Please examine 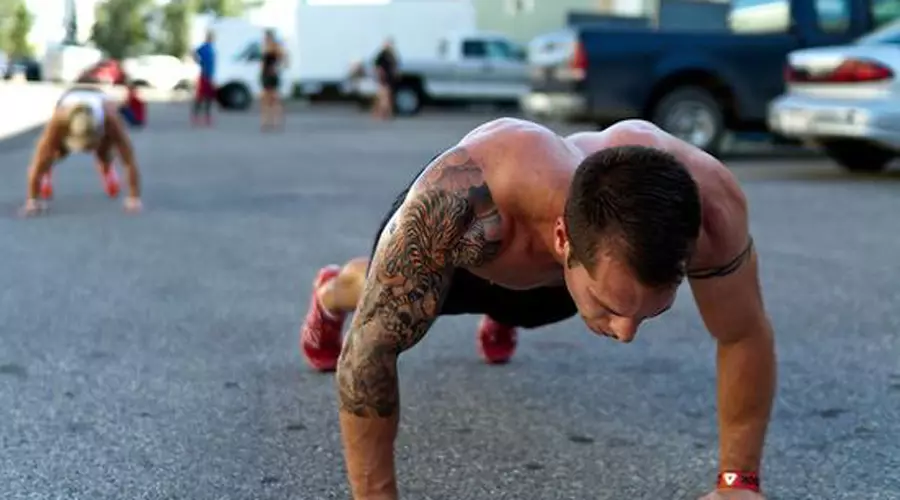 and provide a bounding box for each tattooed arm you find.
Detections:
[336,149,502,500]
